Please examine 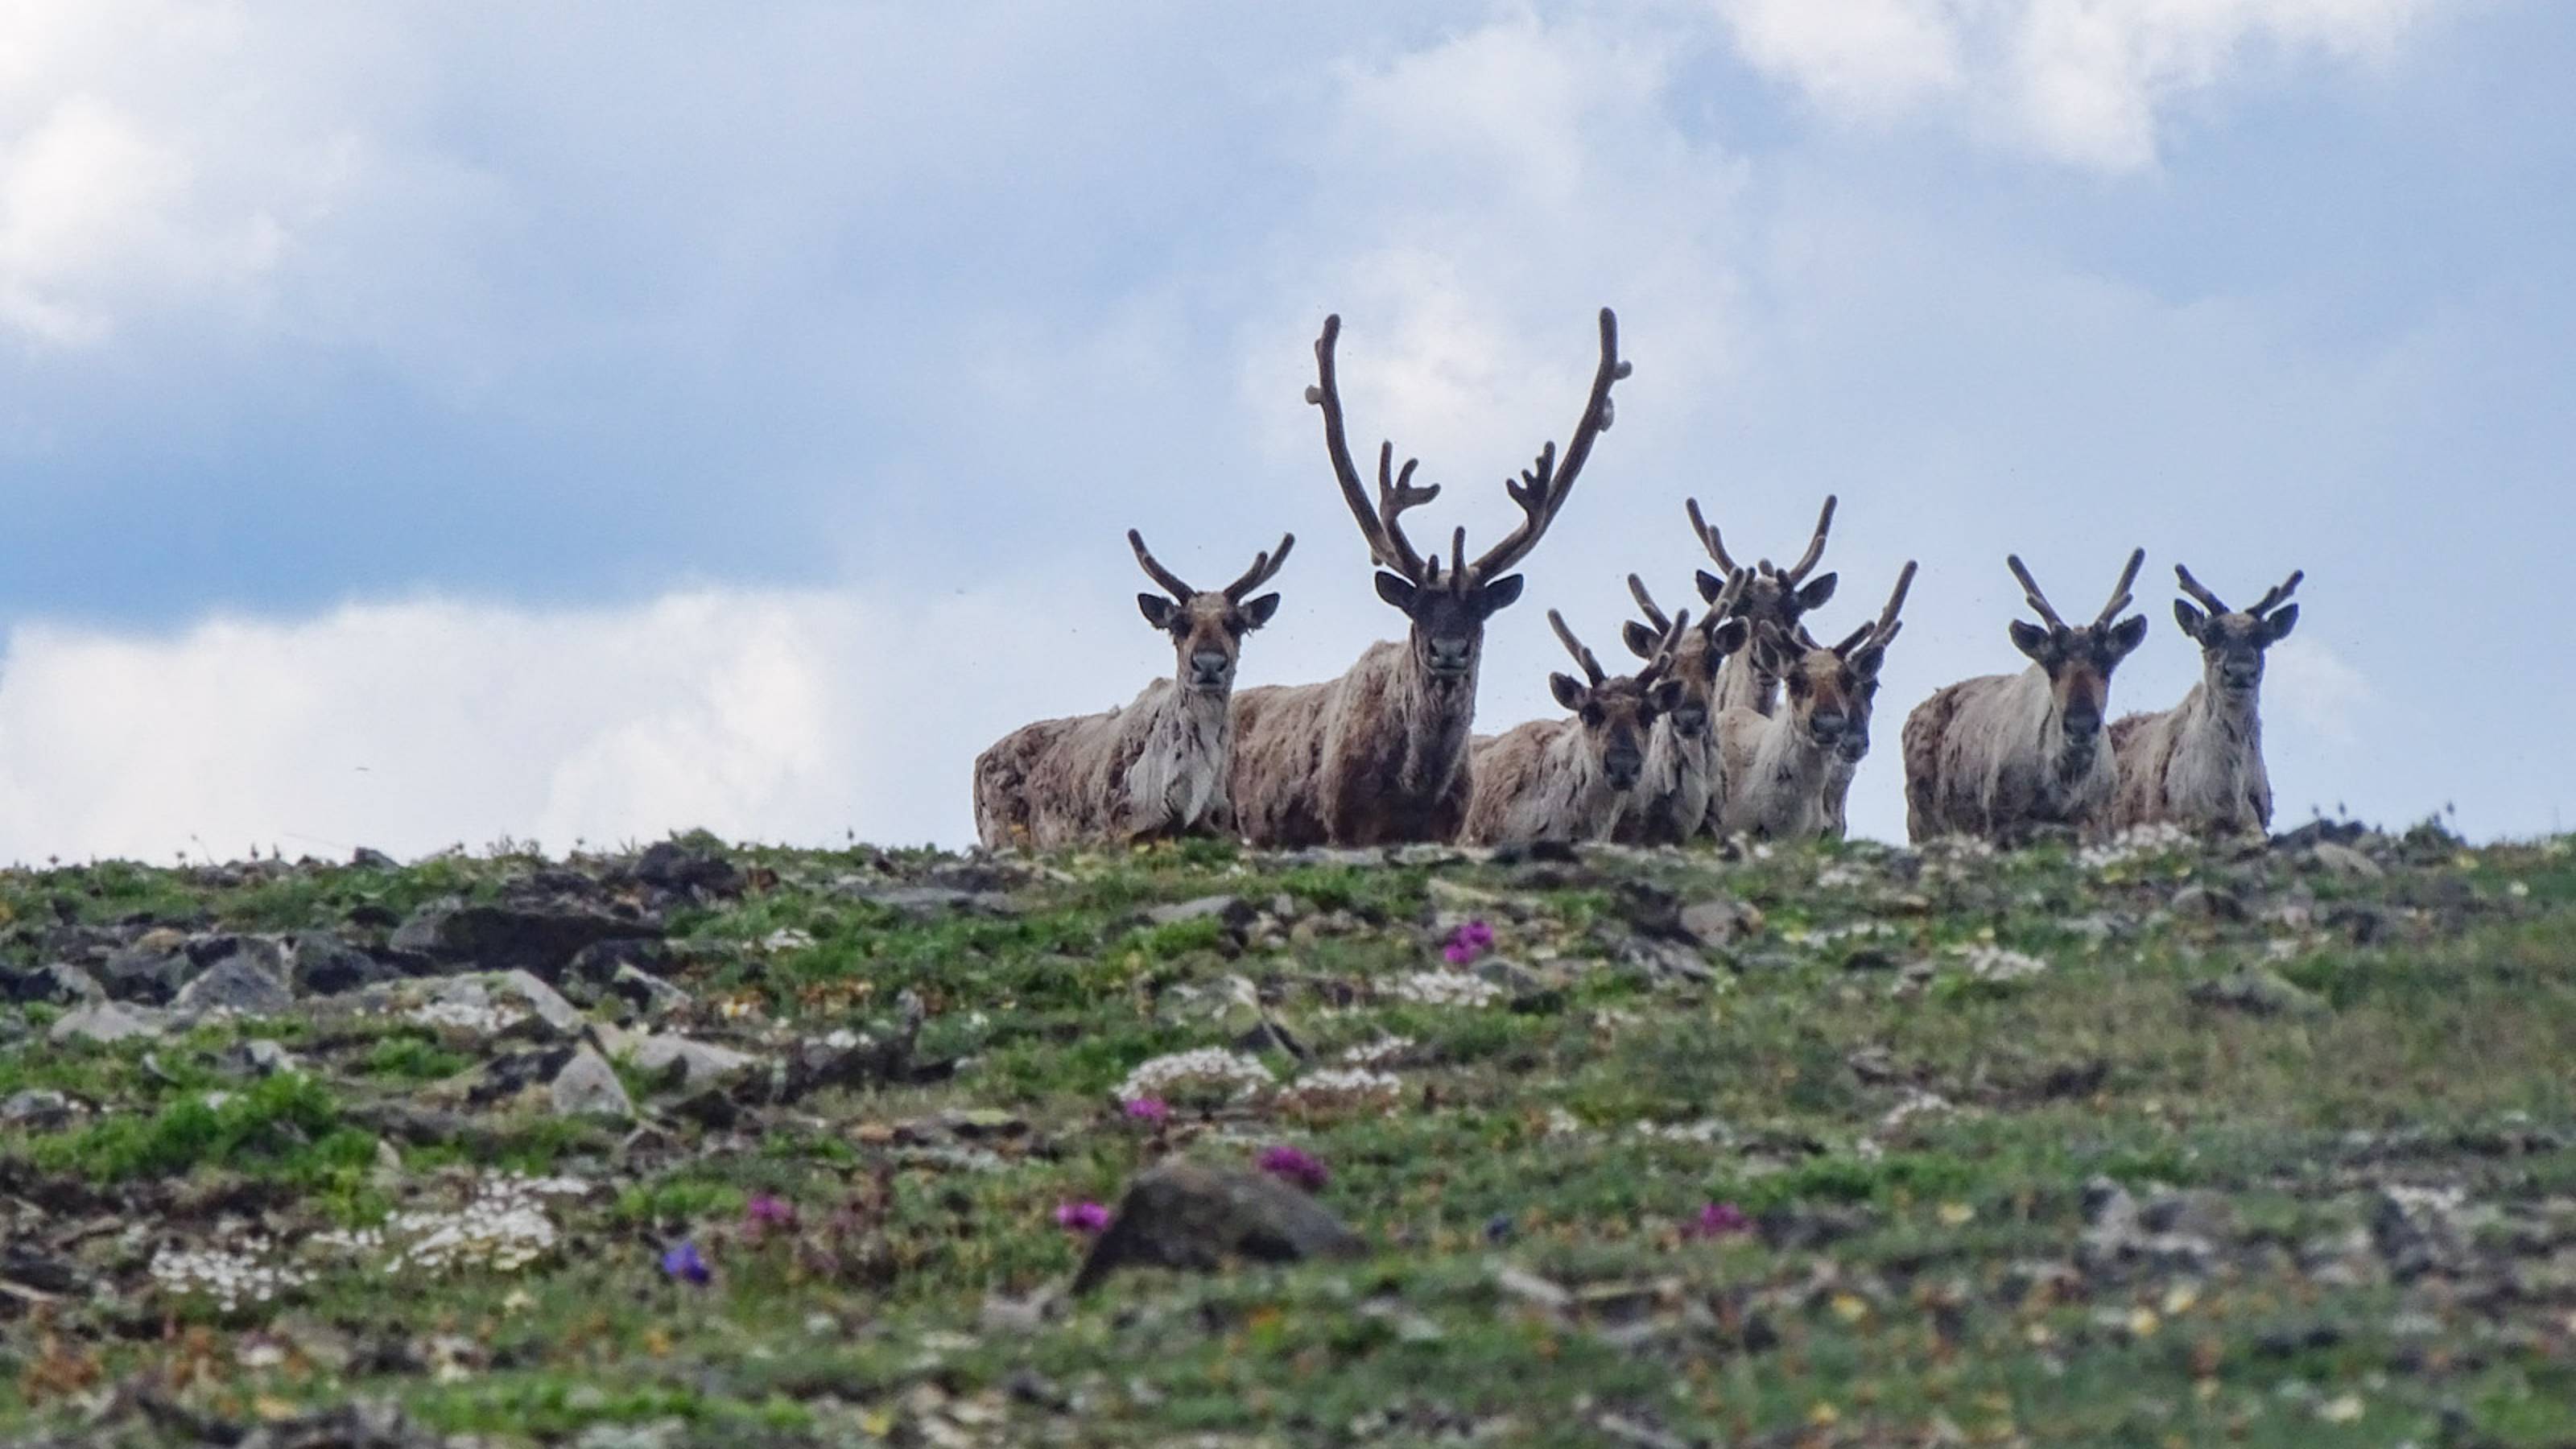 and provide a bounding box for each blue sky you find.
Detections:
[2,0,2569,861]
